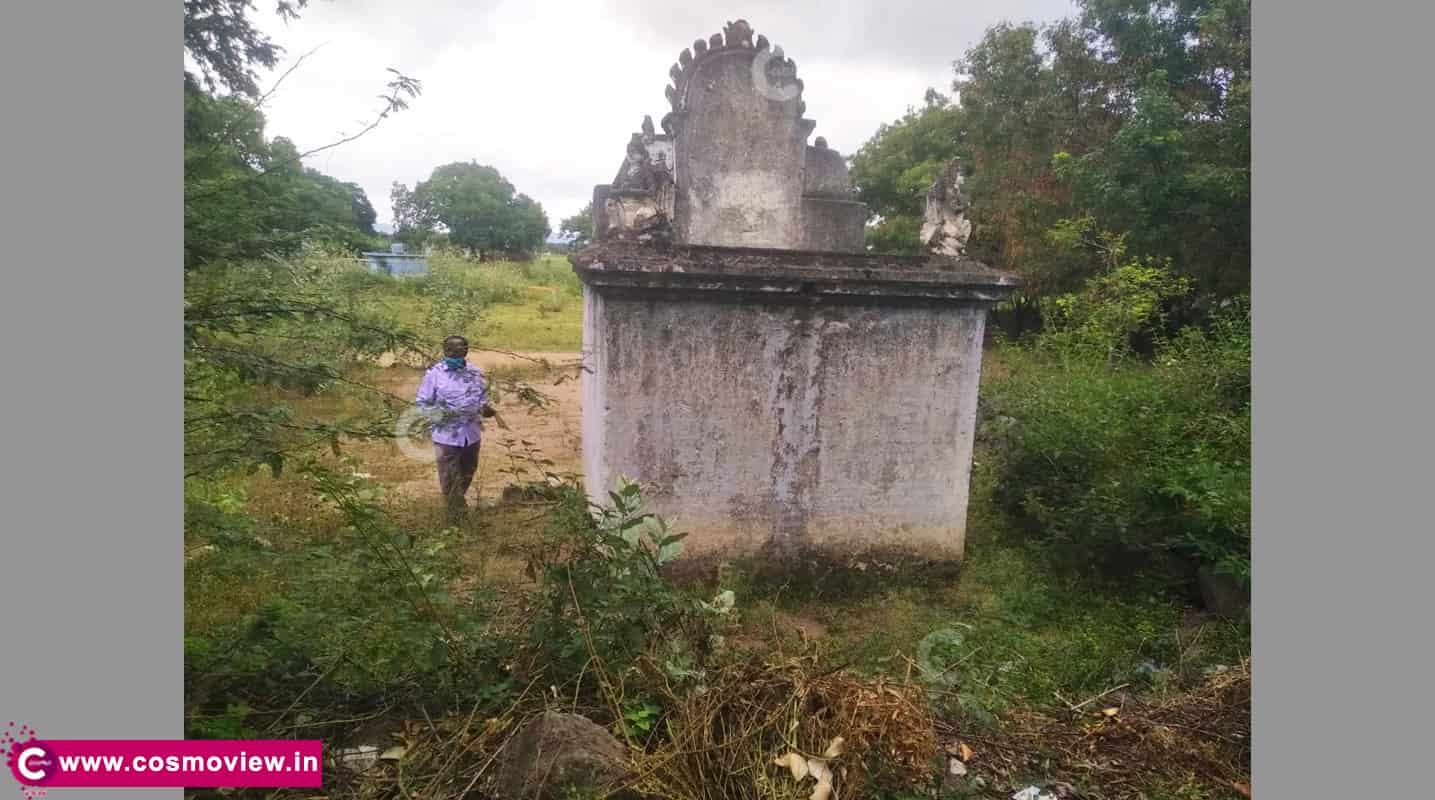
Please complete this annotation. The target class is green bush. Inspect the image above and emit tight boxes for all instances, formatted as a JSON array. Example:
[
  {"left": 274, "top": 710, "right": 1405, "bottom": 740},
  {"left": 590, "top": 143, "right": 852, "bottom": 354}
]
[
  {"left": 184, "top": 461, "right": 514, "bottom": 730},
  {"left": 527, "top": 479, "right": 713, "bottom": 698},
  {"left": 982, "top": 264, "right": 1250, "bottom": 593}
]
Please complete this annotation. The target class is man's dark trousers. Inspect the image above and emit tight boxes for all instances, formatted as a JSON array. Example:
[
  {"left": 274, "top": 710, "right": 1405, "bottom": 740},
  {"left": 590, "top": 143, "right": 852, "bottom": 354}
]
[{"left": 436, "top": 441, "right": 479, "bottom": 522}]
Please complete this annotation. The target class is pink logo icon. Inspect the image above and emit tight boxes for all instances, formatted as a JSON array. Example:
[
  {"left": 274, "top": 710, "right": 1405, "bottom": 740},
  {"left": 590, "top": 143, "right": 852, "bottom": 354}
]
[{"left": 3, "top": 722, "right": 49, "bottom": 798}]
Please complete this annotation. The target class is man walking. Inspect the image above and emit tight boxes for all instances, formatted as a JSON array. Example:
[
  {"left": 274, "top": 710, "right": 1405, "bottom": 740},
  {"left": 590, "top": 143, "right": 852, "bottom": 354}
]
[{"left": 415, "top": 335, "right": 494, "bottom": 523}]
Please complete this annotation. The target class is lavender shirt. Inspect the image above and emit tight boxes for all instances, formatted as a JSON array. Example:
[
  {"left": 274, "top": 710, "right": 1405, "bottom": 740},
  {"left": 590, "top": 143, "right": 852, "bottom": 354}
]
[{"left": 415, "top": 361, "right": 487, "bottom": 447}]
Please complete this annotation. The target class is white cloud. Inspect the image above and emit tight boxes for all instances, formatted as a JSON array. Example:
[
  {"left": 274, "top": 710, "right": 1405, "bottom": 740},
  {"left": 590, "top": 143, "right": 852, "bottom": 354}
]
[{"left": 252, "top": 0, "right": 1077, "bottom": 226}]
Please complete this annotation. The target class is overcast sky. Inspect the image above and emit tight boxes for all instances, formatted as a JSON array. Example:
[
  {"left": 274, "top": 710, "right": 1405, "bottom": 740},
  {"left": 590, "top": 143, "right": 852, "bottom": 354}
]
[{"left": 252, "top": 0, "right": 1077, "bottom": 229}]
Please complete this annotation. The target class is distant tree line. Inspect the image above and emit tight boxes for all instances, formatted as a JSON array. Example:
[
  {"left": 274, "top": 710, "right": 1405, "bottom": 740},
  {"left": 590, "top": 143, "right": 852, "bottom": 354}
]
[{"left": 183, "top": 0, "right": 550, "bottom": 267}]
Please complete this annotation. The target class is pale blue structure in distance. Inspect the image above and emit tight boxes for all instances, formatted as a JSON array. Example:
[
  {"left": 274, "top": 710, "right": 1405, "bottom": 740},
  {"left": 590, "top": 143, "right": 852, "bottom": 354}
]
[{"left": 362, "top": 243, "right": 429, "bottom": 276}]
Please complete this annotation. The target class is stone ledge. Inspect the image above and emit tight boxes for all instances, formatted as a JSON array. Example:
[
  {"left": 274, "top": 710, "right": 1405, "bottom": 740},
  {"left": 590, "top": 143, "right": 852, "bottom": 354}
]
[{"left": 570, "top": 241, "right": 1019, "bottom": 303}]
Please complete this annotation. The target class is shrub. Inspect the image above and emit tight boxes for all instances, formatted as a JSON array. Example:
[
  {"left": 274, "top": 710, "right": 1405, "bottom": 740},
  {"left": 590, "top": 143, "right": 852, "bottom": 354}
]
[
  {"left": 184, "top": 461, "right": 514, "bottom": 730},
  {"left": 526, "top": 478, "right": 707, "bottom": 688},
  {"left": 981, "top": 264, "right": 1250, "bottom": 593},
  {"left": 1036, "top": 259, "right": 1191, "bottom": 363}
]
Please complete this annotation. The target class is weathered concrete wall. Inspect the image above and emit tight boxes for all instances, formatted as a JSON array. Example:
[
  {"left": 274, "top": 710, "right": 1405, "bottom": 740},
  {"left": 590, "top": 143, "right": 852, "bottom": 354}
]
[
  {"left": 575, "top": 242, "right": 1015, "bottom": 564},
  {"left": 582, "top": 294, "right": 986, "bottom": 561},
  {"left": 592, "top": 22, "right": 873, "bottom": 251},
  {"left": 361, "top": 252, "right": 429, "bottom": 276},
  {"left": 799, "top": 140, "right": 867, "bottom": 251}
]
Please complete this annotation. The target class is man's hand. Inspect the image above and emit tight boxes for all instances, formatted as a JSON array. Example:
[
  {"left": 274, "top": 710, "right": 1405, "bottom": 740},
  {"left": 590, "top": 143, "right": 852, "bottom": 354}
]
[{"left": 481, "top": 403, "right": 510, "bottom": 431}]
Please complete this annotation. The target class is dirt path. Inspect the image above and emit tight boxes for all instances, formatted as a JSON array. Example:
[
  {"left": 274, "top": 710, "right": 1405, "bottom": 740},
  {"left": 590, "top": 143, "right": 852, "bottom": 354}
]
[
  {"left": 354, "top": 352, "right": 584, "bottom": 506},
  {"left": 468, "top": 350, "right": 584, "bottom": 501}
]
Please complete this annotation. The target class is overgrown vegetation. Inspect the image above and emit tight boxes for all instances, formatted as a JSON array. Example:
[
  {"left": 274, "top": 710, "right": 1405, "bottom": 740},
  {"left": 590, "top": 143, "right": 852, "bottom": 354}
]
[
  {"left": 981, "top": 262, "right": 1251, "bottom": 593},
  {"left": 186, "top": 461, "right": 516, "bottom": 737},
  {"left": 182, "top": 1, "right": 1250, "bottom": 798},
  {"left": 184, "top": 83, "right": 397, "bottom": 266},
  {"left": 525, "top": 479, "right": 706, "bottom": 689},
  {"left": 849, "top": 0, "right": 1252, "bottom": 600},
  {"left": 851, "top": 0, "right": 1250, "bottom": 329}
]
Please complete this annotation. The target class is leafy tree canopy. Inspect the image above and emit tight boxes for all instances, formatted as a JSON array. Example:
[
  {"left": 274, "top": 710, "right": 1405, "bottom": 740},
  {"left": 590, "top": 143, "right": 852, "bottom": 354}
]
[
  {"left": 184, "top": 84, "right": 385, "bottom": 266},
  {"left": 183, "top": 0, "right": 308, "bottom": 97},
  {"left": 392, "top": 162, "right": 551, "bottom": 260},
  {"left": 849, "top": 0, "right": 1249, "bottom": 302}
]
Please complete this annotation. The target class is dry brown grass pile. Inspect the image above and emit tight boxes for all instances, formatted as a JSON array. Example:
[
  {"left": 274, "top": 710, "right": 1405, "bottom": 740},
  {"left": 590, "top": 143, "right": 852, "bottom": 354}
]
[
  {"left": 954, "top": 658, "right": 1251, "bottom": 799},
  {"left": 625, "top": 655, "right": 939, "bottom": 800}
]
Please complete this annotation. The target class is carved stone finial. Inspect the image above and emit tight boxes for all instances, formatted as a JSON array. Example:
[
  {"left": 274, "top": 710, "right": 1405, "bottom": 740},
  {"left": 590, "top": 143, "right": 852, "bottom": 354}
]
[
  {"left": 593, "top": 20, "right": 871, "bottom": 252},
  {"left": 613, "top": 131, "right": 676, "bottom": 198},
  {"left": 662, "top": 21, "right": 807, "bottom": 121},
  {"left": 724, "top": 19, "right": 754, "bottom": 48},
  {"left": 920, "top": 159, "right": 973, "bottom": 257}
]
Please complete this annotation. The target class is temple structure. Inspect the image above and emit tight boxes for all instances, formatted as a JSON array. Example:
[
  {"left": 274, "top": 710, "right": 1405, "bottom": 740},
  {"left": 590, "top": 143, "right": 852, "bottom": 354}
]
[{"left": 572, "top": 20, "right": 1017, "bottom": 566}]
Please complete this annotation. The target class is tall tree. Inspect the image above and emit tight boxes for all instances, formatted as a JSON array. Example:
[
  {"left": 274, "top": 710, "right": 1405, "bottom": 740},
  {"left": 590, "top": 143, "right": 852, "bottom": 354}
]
[
  {"left": 183, "top": 0, "right": 428, "bottom": 482},
  {"left": 1056, "top": 0, "right": 1251, "bottom": 297},
  {"left": 850, "top": 0, "right": 1250, "bottom": 305},
  {"left": 183, "top": 0, "right": 308, "bottom": 97},
  {"left": 348, "top": 183, "right": 378, "bottom": 235},
  {"left": 183, "top": 0, "right": 420, "bottom": 268},
  {"left": 954, "top": 21, "right": 1099, "bottom": 299},
  {"left": 848, "top": 90, "right": 964, "bottom": 255},
  {"left": 184, "top": 87, "right": 388, "bottom": 265},
  {"left": 392, "top": 162, "right": 551, "bottom": 260}
]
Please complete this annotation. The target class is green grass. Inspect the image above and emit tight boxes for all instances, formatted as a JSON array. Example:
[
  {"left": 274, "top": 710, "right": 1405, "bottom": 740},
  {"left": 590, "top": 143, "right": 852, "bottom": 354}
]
[
  {"left": 352, "top": 253, "right": 584, "bottom": 352},
  {"left": 454, "top": 254, "right": 584, "bottom": 351},
  {"left": 719, "top": 521, "right": 1249, "bottom": 723},
  {"left": 473, "top": 287, "right": 583, "bottom": 351},
  {"left": 185, "top": 253, "right": 582, "bottom": 638},
  {"left": 187, "top": 259, "right": 1248, "bottom": 796}
]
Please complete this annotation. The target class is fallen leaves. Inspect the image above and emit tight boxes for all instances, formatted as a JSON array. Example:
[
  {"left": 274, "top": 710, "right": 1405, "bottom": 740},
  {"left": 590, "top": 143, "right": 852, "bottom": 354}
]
[{"left": 773, "top": 738, "right": 845, "bottom": 800}]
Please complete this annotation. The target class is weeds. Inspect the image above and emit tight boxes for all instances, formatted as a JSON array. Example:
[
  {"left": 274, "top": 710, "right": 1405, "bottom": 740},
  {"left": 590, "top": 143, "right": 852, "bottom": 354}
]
[
  {"left": 185, "top": 251, "right": 1248, "bottom": 800},
  {"left": 184, "top": 459, "right": 516, "bottom": 740},
  {"left": 525, "top": 478, "right": 710, "bottom": 705},
  {"left": 981, "top": 265, "right": 1251, "bottom": 594}
]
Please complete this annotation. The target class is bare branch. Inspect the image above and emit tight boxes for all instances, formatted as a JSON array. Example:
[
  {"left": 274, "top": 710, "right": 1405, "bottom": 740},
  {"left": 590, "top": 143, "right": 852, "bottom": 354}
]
[{"left": 256, "top": 43, "right": 327, "bottom": 109}]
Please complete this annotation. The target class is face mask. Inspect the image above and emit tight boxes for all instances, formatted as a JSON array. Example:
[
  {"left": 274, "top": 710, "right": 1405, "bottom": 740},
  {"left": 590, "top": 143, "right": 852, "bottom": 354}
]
[{"left": 443, "top": 356, "right": 465, "bottom": 370}]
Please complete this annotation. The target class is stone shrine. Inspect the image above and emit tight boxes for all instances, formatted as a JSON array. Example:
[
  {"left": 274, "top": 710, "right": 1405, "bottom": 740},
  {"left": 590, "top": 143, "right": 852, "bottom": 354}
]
[{"left": 572, "top": 20, "right": 1017, "bottom": 566}]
